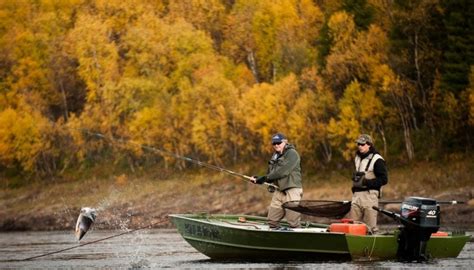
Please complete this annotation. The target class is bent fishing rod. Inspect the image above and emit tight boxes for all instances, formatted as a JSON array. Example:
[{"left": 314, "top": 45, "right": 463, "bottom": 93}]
[{"left": 77, "top": 128, "right": 278, "bottom": 192}]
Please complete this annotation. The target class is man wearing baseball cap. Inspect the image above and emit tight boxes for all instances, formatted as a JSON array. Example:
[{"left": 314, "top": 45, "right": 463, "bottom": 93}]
[
  {"left": 251, "top": 132, "right": 303, "bottom": 229},
  {"left": 348, "top": 134, "right": 388, "bottom": 234}
]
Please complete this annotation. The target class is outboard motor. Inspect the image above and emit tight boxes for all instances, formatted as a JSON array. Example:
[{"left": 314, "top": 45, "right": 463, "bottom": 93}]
[
  {"left": 373, "top": 196, "right": 440, "bottom": 262},
  {"left": 397, "top": 197, "right": 440, "bottom": 261}
]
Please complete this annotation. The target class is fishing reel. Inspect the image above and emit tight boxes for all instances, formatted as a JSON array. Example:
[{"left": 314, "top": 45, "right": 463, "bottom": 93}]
[{"left": 267, "top": 185, "right": 276, "bottom": 193}]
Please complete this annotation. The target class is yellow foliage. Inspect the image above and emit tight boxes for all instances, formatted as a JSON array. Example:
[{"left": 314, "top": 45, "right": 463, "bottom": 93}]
[
  {"left": 223, "top": 0, "right": 322, "bottom": 81},
  {"left": 0, "top": 105, "right": 50, "bottom": 172},
  {"left": 328, "top": 11, "right": 356, "bottom": 52},
  {"left": 287, "top": 68, "right": 336, "bottom": 160},
  {"left": 327, "top": 80, "right": 384, "bottom": 160},
  {"left": 238, "top": 74, "right": 302, "bottom": 154},
  {"left": 189, "top": 70, "right": 239, "bottom": 164},
  {"left": 168, "top": 0, "right": 225, "bottom": 35},
  {"left": 326, "top": 22, "right": 389, "bottom": 91},
  {"left": 66, "top": 12, "right": 120, "bottom": 102}
]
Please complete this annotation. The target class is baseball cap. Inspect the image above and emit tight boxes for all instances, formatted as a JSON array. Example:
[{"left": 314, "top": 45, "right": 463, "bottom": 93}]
[
  {"left": 355, "top": 134, "right": 373, "bottom": 145},
  {"left": 271, "top": 133, "right": 286, "bottom": 143}
]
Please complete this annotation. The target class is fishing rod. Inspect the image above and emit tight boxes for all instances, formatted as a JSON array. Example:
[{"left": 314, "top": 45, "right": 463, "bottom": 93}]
[{"left": 77, "top": 129, "right": 278, "bottom": 192}]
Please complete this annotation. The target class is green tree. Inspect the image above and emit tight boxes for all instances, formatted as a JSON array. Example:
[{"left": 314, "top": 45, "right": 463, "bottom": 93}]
[
  {"left": 467, "top": 66, "right": 474, "bottom": 126},
  {"left": 341, "top": 0, "right": 375, "bottom": 30},
  {"left": 440, "top": 0, "right": 474, "bottom": 95},
  {"left": 387, "top": 0, "right": 443, "bottom": 135}
]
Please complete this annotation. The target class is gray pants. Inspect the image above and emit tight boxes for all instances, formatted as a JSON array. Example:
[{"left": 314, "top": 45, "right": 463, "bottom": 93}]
[
  {"left": 267, "top": 188, "right": 303, "bottom": 228},
  {"left": 348, "top": 190, "right": 379, "bottom": 233}
]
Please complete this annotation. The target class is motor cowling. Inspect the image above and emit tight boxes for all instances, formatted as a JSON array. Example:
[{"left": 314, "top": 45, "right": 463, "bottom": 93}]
[{"left": 397, "top": 197, "right": 440, "bottom": 261}]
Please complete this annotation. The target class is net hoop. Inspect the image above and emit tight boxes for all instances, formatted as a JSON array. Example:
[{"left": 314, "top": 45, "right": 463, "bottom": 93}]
[{"left": 283, "top": 200, "right": 351, "bottom": 218}]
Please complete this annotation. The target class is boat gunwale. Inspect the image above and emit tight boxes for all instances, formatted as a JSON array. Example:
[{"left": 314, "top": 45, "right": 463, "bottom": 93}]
[
  {"left": 168, "top": 213, "right": 336, "bottom": 235},
  {"left": 169, "top": 214, "right": 469, "bottom": 240}
]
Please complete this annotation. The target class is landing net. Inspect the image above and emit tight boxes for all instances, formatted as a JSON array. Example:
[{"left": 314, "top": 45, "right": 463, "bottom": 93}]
[{"left": 283, "top": 200, "right": 351, "bottom": 218}]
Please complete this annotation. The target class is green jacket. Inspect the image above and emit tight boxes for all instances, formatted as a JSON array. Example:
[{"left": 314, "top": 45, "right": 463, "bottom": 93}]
[{"left": 266, "top": 144, "right": 302, "bottom": 191}]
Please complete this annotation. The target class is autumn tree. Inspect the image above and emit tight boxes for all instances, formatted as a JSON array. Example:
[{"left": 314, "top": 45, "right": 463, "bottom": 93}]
[
  {"left": 0, "top": 0, "right": 83, "bottom": 118},
  {"left": 167, "top": 0, "right": 226, "bottom": 48},
  {"left": 0, "top": 102, "right": 55, "bottom": 175},
  {"left": 237, "top": 74, "right": 302, "bottom": 155},
  {"left": 287, "top": 67, "right": 336, "bottom": 164},
  {"left": 328, "top": 80, "right": 384, "bottom": 160},
  {"left": 222, "top": 0, "right": 323, "bottom": 82}
]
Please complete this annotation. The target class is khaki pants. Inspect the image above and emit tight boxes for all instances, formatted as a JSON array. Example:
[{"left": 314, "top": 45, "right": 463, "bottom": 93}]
[
  {"left": 348, "top": 190, "right": 379, "bottom": 233},
  {"left": 267, "top": 188, "right": 303, "bottom": 228}
]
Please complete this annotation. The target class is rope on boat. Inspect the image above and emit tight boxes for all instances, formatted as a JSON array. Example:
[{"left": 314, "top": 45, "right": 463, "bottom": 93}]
[
  {"left": 17, "top": 219, "right": 167, "bottom": 261},
  {"left": 367, "top": 234, "right": 377, "bottom": 260}
]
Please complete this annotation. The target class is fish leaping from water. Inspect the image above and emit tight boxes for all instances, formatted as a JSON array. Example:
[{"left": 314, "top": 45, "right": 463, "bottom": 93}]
[{"left": 75, "top": 207, "right": 97, "bottom": 241}]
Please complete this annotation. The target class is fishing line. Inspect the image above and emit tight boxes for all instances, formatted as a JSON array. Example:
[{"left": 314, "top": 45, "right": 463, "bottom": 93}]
[
  {"left": 75, "top": 128, "right": 278, "bottom": 191},
  {"left": 17, "top": 219, "right": 167, "bottom": 261}
]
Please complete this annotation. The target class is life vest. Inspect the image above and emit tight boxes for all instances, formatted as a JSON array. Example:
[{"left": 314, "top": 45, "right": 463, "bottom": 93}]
[{"left": 353, "top": 153, "right": 383, "bottom": 188}]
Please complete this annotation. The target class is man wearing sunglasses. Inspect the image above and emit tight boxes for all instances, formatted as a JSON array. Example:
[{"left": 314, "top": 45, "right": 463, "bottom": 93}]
[
  {"left": 347, "top": 134, "right": 388, "bottom": 234},
  {"left": 251, "top": 133, "right": 303, "bottom": 229}
]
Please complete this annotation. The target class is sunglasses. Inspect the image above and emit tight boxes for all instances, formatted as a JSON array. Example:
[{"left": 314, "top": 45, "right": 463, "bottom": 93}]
[
  {"left": 272, "top": 142, "right": 283, "bottom": 146},
  {"left": 357, "top": 143, "right": 366, "bottom": 146}
]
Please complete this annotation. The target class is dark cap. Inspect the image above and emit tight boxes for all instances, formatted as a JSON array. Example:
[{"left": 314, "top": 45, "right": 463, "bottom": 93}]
[
  {"left": 271, "top": 133, "right": 286, "bottom": 143},
  {"left": 355, "top": 134, "right": 373, "bottom": 145}
]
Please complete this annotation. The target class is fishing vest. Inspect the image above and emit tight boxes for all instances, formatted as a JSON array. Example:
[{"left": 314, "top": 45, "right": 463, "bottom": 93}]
[{"left": 353, "top": 153, "right": 383, "bottom": 188}]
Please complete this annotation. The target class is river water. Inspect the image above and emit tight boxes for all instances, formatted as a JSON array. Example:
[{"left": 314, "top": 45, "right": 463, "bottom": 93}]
[{"left": 0, "top": 229, "right": 472, "bottom": 269}]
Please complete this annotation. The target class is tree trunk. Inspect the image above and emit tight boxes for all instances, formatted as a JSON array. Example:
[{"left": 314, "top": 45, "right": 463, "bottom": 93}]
[
  {"left": 390, "top": 87, "right": 415, "bottom": 161},
  {"left": 59, "top": 79, "right": 69, "bottom": 121},
  {"left": 377, "top": 124, "right": 387, "bottom": 158},
  {"left": 247, "top": 50, "right": 259, "bottom": 83},
  {"left": 403, "top": 120, "right": 415, "bottom": 160},
  {"left": 321, "top": 140, "right": 332, "bottom": 163}
]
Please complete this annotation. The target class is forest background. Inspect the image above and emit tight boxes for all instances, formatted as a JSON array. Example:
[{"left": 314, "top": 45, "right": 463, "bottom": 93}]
[{"left": 0, "top": 0, "right": 473, "bottom": 230}]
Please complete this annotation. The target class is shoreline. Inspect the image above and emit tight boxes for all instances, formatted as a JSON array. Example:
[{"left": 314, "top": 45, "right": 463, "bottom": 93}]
[
  {"left": 1, "top": 185, "right": 473, "bottom": 232},
  {"left": 2, "top": 159, "right": 474, "bottom": 232}
]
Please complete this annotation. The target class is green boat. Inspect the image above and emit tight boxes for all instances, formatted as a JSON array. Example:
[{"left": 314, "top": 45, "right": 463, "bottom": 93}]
[{"left": 169, "top": 213, "right": 470, "bottom": 261}]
